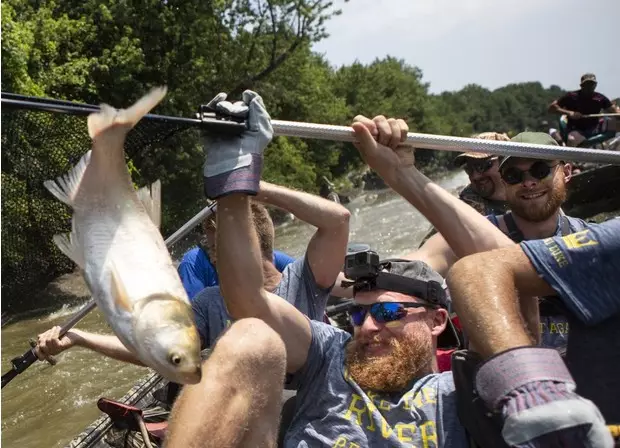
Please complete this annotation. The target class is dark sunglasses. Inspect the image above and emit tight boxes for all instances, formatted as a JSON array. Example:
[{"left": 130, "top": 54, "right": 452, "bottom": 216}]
[
  {"left": 501, "top": 161, "right": 559, "bottom": 185},
  {"left": 349, "top": 302, "right": 433, "bottom": 327},
  {"left": 464, "top": 158, "right": 496, "bottom": 175}
]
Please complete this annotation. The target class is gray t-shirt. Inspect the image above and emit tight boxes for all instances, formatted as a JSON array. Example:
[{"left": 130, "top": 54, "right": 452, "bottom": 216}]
[
  {"left": 285, "top": 321, "right": 468, "bottom": 447},
  {"left": 191, "top": 254, "right": 331, "bottom": 348}
]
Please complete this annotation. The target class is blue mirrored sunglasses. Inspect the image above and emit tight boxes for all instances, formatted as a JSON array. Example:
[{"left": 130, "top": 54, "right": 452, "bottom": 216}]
[{"left": 349, "top": 302, "right": 434, "bottom": 326}]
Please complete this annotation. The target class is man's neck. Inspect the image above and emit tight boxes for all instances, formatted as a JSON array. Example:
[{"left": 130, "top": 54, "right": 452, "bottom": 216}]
[
  {"left": 263, "top": 259, "right": 282, "bottom": 292},
  {"left": 511, "top": 211, "right": 561, "bottom": 239}
]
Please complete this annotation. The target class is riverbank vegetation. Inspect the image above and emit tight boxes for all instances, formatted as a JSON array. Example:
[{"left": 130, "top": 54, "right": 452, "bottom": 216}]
[{"left": 1, "top": 0, "right": 571, "bottom": 309}]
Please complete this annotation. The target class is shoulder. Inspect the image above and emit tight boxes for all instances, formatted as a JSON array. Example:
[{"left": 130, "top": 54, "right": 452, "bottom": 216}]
[
  {"left": 558, "top": 91, "right": 577, "bottom": 101},
  {"left": 565, "top": 215, "right": 591, "bottom": 232},
  {"left": 180, "top": 247, "right": 203, "bottom": 263},
  {"left": 310, "top": 320, "right": 351, "bottom": 347},
  {"left": 191, "top": 286, "right": 224, "bottom": 310},
  {"left": 416, "top": 371, "right": 456, "bottom": 393},
  {"left": 593, "top": 92, "right": 611, "bottom": 102},
  {"left": 274, "top": 250, "right": 295, "bottom": 263}
]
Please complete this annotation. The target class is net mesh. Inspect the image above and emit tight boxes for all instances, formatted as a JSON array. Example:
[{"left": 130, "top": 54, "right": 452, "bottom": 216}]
[{"left": 1, "top": 97, "right": 195, "bottom": 314}]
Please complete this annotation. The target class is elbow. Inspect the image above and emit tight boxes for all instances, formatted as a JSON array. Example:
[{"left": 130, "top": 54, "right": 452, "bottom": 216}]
[{"left": 335, "top": 207, "right": 351, "bottom": 228}]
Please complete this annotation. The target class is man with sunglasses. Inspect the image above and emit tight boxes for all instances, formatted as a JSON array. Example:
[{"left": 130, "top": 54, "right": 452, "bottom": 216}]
[
  {"left": 488, "top": 131, "right": 590, "bottom": 351},
  {"left": 549, "top": 73, "right": 619, "bottom": 147},
  {"left": 453, "top": 132, "right": 510, "bottom": 216},
  {"left": 164, "top": 93, "right": 608, "bottom": 448}
]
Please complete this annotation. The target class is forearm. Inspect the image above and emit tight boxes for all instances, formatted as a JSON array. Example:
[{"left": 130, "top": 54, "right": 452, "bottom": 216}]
[
  {"left": 549, "top": 103, "right": 572, "bottom": 116},
  {"left": 389, "top": 167, "right": 514, "bottom": 258},
  {"left": 446, "top": 252, "right": 534, "bottom": 359},
  {"left": 256, "top": 181, "right": 350, "bottom": 230},
  {"left": 216, "top": 194, "right": 266, "bottom": 319},
  {"left": 71, "top": 330, "right": 145, "bottom": 366}
]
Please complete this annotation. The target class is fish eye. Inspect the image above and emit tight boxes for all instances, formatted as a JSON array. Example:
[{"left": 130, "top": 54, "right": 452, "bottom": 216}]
[{"left": 169, "top": 354, "right": 183, "bottom": 365}]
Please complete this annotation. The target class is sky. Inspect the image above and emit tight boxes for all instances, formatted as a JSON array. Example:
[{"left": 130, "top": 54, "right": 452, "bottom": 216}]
[{"left": 313, "top": 0, "right": 620, "bottom": 98}]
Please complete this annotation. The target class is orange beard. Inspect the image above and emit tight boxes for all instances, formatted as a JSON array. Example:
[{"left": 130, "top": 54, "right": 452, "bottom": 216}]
[{"left": 345, "top": 331, "right": 433, "bottom": 393}]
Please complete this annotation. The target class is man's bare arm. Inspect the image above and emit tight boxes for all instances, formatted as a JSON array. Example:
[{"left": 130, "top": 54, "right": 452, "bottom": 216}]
[
  {"left": 548, "top": 100, "right": 577, "bottom": 117},
  {"left": 351, "top": 117, "right": 516, "bottom": 269},
  {"left": 446, "top": 245, "right": 555, "bottom": 358},
  {"left": 403, "top": 233, "right": 458, "bottom": 277},
  {"left": 256, "top": 181, "right": 350, "bottom": 289},
  {"left": 36, "top": 327, "right": 145, "bottom": 366},
  {"left": 217, "top": 193, "right": 311, "bottom": 373}
]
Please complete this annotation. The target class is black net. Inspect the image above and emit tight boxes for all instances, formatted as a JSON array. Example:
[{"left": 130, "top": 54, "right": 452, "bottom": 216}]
[{"left": 1, "top": 95, "right": 198, "bottom": 314}]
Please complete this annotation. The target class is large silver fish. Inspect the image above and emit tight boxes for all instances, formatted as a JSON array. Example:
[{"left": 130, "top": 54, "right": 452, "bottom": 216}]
[{"left": 44, "top": 87, "right": 202, "bottom": 384}]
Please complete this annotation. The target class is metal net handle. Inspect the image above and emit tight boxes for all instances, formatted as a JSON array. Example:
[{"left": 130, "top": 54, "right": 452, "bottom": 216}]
[{"left": 271, "top": 120, "right": 620, "bottom": 165}]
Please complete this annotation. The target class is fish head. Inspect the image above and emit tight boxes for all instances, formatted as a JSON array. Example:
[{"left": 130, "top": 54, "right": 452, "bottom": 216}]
[{"left": 133, "top": 295, "right": 202, "bottom": 385}]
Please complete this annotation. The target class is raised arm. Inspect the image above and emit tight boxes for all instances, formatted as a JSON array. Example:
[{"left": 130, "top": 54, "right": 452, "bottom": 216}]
[
  {"left": 216, "top": 193, "right": 311, "bottom": 372},
  {"left": 255, "top": 181, "right": 350, "bottom": 288},
  {"left": 351, "top": 116, "right": 515, "bottom": 267},
  {"left": 201, "top": 91, "right": 312, "bottom": 373}
]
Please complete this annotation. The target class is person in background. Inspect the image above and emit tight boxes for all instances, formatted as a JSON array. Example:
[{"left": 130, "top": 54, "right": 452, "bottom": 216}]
[
  {"left": 548, "top": 73, "right": 619, "bottom": 147},
  {"left": 453, "top": 131, "right": 510, "bottom": 216},
  {"left": 177, "top": 206, "right": 295, "bottom": 300},
  {"left": 414, "top": 131, "right": 510, "bottom": 250},
  {"left": 484, "top": 131, "right": 591, "bottom": 351}
]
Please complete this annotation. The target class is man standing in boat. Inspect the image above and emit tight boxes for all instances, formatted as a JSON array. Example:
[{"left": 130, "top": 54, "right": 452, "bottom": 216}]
[
  {"left": 163, "top": 92, "right": 610, "bottom": 448},
  {"left": 548, "top": 73, "right": 619, "bottom": 147}
]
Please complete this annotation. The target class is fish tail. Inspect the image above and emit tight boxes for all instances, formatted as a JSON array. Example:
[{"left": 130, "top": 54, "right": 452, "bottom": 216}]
[
  {"left": 43, "top": 150, "right": 92, "bottom": 207},
  {"left": 87, "top": 87, "right": 168, "bottom": 139}
]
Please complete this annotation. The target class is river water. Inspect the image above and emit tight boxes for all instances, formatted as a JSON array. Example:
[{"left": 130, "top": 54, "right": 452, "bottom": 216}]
[{"left": 1, "top": 170, "right": 469, "bottom": 448}]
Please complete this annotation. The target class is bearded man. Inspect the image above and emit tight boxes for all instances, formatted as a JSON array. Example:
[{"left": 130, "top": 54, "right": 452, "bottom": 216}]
[
  {"left": 485, "top": 132, "right": 590, "bottom": 351},
  {"left": 164, "top": 92, "right": 609, "bottom": 448}
]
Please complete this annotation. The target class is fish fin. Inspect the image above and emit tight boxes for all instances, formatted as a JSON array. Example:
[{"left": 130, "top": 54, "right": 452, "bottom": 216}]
[
  {"left": 136, "top": 180, "right": 162, "bottom": 229},
  {"left": 87, "top": 87, "right": 168, "bottom": 139},
  {"left": 52, "top": 230, "right": 85, "bottom": 269},
  {"left": 43, "top": 150, "right": 92, "bottom": 207},
  {"left": 110, "top": 263, "right": 133, "bottom": 313}
]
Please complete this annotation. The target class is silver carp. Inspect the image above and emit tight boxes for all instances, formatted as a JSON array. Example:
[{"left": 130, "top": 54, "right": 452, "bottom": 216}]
[{"left": 44, "top": 87, "right": 202, "bottom": 384}]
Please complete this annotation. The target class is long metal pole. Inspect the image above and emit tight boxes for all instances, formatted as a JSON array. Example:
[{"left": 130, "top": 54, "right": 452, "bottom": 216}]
[
  {"left": 269, "top": 120, "right": 620, "bottom": 165},
  {"left": 1, "top": 203, "right": 216, "bottom": 389}
]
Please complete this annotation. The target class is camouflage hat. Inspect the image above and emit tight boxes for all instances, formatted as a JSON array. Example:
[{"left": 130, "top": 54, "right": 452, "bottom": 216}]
[
  {"left": 580, "top": 73, "right": 597, "bottom": 85},
  {"left": 499, "top": 132, "right": 559, "bottom": 169},
  {"left": 453, "top": 152, "right": 496, "bottom": 167}
]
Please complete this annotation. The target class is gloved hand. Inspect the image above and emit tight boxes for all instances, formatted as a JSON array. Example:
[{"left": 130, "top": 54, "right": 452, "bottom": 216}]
[
  {"left": 475, "top": 347, "right": 613, "bottom": 448},
  {"left": 201, "top": 90, "right": 273, "bottom": 199}
]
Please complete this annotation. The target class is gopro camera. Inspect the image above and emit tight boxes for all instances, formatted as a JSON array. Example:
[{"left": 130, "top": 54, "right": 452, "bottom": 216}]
[{"left": 344, "top": 250, "right": 380, "bottom": 280}]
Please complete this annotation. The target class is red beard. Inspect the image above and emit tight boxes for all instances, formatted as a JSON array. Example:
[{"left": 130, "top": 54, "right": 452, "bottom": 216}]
[{"left": 345, "top": 330, "right": 433, "bottom": 393}]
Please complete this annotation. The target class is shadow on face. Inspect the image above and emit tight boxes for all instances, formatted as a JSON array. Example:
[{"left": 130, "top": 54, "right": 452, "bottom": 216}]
[{"left": 466, "top": 159, "right": 503, "bottom": 200}]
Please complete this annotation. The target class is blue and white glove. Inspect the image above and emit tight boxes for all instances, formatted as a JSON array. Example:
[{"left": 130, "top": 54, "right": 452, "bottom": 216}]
[
  {"left": 201, "top": 90, "right": 273, "bottom": 199},
  {"left": 475, "top": 347, "right": 613, "bottom": 448}
]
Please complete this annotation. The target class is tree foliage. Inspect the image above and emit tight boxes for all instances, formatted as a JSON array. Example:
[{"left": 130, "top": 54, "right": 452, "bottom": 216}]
[{"left": 1, "top": 0, "right": 571, "bottom": 310}]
